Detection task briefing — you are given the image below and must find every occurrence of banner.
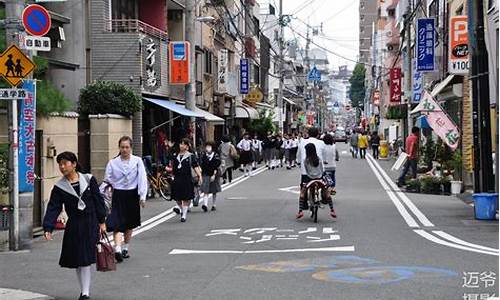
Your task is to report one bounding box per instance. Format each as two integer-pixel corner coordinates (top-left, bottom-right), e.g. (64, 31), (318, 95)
(218, 49), (228, 93)
(390, 68), (401, 103)
(416, 18), (435, 72)
(417, 90), (460, 150)
(449, 16), (469, 74)
(18, 80), (36, 193)
(372, 90), (380, 106)
(240, 58), (249, 94)
(169, 41), (190, 85)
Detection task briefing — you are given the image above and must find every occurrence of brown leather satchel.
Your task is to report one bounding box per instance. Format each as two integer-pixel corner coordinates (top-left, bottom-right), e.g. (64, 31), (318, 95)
(96, 233), (116, 272)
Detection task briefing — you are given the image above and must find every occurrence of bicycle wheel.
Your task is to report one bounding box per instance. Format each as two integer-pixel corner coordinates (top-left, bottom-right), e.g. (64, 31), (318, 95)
(158, 177), (171, 201)
(313, 205), (318, 223)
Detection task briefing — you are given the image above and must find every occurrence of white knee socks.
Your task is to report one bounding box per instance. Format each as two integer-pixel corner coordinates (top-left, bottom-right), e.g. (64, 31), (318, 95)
(181, 205), (188, 218)
(76, 266), (91, 296)
(212, 193), (217, 206)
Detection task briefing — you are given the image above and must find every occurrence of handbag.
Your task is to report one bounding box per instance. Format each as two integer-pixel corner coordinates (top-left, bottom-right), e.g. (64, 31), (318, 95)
(96, 233), (116, 272)
(189, 155), (199, 184)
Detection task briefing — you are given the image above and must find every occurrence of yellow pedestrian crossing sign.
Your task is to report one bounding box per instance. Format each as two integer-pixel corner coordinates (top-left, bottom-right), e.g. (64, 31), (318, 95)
(0, 45), (35, 87)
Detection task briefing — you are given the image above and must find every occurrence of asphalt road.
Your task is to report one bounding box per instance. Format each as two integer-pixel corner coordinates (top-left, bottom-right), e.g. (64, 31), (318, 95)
(0, 144), (498, 300)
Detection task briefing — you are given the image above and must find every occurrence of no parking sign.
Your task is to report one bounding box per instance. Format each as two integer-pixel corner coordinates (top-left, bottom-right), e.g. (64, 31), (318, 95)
(22, 4), (52, 37)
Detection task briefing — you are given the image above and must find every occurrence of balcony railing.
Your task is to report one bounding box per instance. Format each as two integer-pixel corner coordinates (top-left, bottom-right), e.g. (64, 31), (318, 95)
(105, 19), (168, 41)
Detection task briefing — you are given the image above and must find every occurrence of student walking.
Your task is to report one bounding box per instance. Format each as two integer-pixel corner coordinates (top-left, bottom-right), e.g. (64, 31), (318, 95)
(262, 131), (275, 169)
(219, 136), (237, 184)
(370, 131), (381, 159)
(276, 134), (285, 168)
(167, 138), (202, 222)
(43, 152), (107, 300)
(199, 141), (222, 212)
(251, 135), (262, 170)
(104, 136), (148, 262)
(237, 133), (254, 176)
(322, 134), (340, 195)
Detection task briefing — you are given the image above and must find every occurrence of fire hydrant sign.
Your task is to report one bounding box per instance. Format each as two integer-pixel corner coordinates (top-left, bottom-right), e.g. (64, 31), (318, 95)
(169, 41), (190, 85)
(0, 45), (35, 87)
(449, 16), (469, 74)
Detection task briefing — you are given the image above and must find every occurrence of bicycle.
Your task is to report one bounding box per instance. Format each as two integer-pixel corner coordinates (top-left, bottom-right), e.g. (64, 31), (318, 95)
(305, 180), (326, 223)
(146, 164), (172, 201)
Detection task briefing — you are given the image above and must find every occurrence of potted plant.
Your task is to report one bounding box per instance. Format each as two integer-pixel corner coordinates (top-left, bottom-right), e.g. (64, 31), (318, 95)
(420, 176), (442, 195)
(449, 152), (463, 195)
(406, 178), (421, 193)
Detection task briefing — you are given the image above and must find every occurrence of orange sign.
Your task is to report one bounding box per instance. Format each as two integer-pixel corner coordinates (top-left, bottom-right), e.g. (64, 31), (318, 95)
(0, 45), (35, 87)
(449, 16), (469, 74)
(169, 41), (190, 85)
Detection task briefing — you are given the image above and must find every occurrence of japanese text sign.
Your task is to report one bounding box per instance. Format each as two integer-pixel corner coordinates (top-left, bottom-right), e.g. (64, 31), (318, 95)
(19, 80), (36, 192)
(390, 68), (401, 103)
(0, 88), (27, 100)
(416, 18), (435, 72)
(413, 60), (423, 103)
(420, 90), (460, 150)
(449, 16), (469, 74)
(240, 58), (249, 94)
(169, 41), (190, 85)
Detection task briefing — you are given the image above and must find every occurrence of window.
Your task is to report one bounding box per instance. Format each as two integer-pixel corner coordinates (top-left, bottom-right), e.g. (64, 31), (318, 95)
(456, 5), (464, 15)
(112, 0), (138, 20)
(254, 65), (260, 84)
(196, 52), (203, 80)
(204, 50), (213, 74)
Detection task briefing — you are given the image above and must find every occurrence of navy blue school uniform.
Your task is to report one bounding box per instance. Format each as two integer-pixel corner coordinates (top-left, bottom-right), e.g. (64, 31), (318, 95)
(171, 152), (199, 201)
(43, 174), (107, 269)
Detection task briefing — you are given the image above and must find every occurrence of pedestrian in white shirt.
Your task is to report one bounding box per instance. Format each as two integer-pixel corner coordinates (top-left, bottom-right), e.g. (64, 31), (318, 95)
(288, 134), (299, 169)
(104, 136), (148, 263)
(237, 133), (254, 176)
(251, 135), (262, 170)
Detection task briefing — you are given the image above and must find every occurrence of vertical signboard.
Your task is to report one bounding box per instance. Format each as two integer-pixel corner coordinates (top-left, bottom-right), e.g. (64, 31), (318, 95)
(143, 37), (161, 91)
(449, 16), (469, 74)
(416, 18), (435, 72)
(169, 41), (190, 85)
(18, 80), (36, 193)
(390, 68), (402, 103)
(372, 90), (380, 106)
(240, 58), (249, 94)
(218, 49), (228, 93)
(412, 61), (423, 103)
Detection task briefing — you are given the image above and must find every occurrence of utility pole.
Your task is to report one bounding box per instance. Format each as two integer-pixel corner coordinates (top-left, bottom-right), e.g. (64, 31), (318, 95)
(185, 0), (197, 148)
(5, 0), (23, 251)
(468, 0), (494, 192)
(404, 5), (413, 138)
(277, 0), (284, 133)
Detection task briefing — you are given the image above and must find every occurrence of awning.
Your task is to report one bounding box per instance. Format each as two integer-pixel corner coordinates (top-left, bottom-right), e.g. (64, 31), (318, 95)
(144, 98), (204, 118)
(431, 75), (455, 97)
(193, 107), (225, 125)
(235, 105), (259, 119)
(255, 102), (274, 109)
(416, 115), (431, 129)
(283, 97), (296, 106)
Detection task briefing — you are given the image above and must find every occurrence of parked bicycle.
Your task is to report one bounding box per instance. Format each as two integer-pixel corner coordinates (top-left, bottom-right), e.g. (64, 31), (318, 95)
(143, 156), (172, 201)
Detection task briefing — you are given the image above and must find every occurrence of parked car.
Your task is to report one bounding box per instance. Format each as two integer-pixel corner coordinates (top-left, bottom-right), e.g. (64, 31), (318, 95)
(334, 129), (348, 143)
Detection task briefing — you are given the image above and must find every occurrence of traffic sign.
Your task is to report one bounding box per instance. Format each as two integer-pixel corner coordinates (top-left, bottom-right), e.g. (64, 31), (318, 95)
(0, 88), (27, 100)
(245, 86), (264, 104)
(22, 4), (52, 37)
(0, 45), (35, 87)
(23, 36), (51, 51)
(307, 66), (321, 82)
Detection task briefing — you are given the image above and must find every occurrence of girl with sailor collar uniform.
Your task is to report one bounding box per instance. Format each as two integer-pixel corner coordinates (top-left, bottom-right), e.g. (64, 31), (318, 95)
(104, 136), (148, 263)
(43, 152), (107, 300)
(166, 138), (203, 222)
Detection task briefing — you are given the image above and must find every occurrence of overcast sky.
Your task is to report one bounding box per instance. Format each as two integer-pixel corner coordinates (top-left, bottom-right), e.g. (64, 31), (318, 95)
(279, 0), (360, 70)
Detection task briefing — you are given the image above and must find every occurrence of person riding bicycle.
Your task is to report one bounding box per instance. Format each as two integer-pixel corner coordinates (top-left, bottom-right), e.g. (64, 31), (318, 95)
(296, 127), (336, 219)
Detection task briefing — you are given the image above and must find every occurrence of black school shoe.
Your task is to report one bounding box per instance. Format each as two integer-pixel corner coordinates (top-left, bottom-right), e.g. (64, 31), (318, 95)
(79, 294), (90, 300)
(202, 205), (208, 212)
(173, 207), (181, 214)
(211, 206), (216, 211)
(115, 252), (123, 263)
(122, 249), (130, 259)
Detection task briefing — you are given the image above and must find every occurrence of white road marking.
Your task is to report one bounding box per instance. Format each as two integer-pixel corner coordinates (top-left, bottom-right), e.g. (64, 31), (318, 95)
(168, 246), (356, 255)
(366, 154), (434, 227)
(414, 230), (499, 256)
(432, 231), (500, 253)
(365, 153), (499, 256)
(365, 157), (420, 228)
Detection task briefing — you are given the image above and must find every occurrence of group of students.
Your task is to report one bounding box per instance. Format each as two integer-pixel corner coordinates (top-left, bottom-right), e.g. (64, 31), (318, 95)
(235, 131), (303, 177)
(349, 130), (381, 159)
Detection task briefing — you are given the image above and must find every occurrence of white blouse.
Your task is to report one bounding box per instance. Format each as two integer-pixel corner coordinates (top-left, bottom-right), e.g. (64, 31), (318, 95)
(237, 139), (252, 151)
(104, 155), (148, 201)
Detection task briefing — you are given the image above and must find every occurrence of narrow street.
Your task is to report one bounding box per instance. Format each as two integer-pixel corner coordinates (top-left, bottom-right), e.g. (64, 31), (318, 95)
(0, 144), (497, 300)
